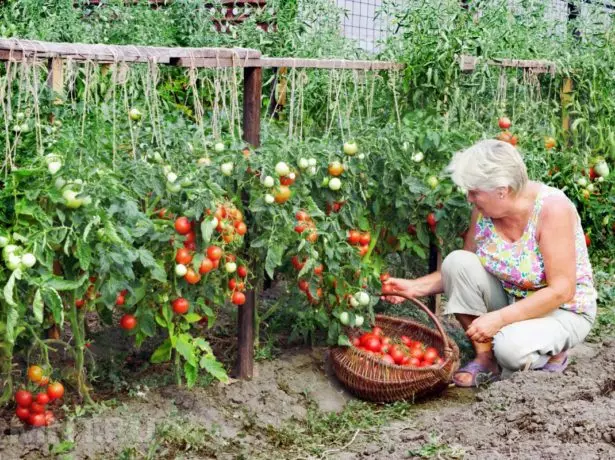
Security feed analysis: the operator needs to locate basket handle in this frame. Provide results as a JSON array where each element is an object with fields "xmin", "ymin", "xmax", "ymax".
[{"xmin": 382, "ymin": 293, "xmax": 455, "ymax": 364}]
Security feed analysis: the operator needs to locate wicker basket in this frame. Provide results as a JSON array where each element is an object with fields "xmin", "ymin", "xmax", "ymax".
[{"xmin": 330, "ymin": 295, "xmax": 460, "ymax": 403}]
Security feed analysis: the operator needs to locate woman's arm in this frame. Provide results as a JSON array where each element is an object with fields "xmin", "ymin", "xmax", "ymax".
[
  {"xmin": 467, "ymin": 195, "xmax": 577, "ymax": 342},
  {"xmin": 382, "ymin": 207, "xmax": 479, "ymax": 300}
]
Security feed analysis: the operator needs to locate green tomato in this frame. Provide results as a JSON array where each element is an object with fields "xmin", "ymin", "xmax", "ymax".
[
  {"xmin": 339, "ymin": 311, "xmax": 350, "ymax": 325},
  {"xmin": 343, "ymin": 142, "xmax": 358, "ymax": 156},
  {"xmin": 166, "ymin": 182, "xmax": 182, "ymax": 193},
  {"xmin": 0, "ymin": 236, "xmax": 9, "ymax": 248},
  {"xmin": 3, "ymin": 244, "xmax": 19, "ymax": 260},
  {"xmin": 63, "ymin": 190, "xmax": 83, "ymax": 209},
  {"xmin": 354, "ymin": 315, "xmax": 364, "ymax": 327},
  {"xmin": 6, "ymin": 253, "xmax": 21, "ymax": 271},
  {"xmin": 20, "ymin": 253, "xmax": 36, "ymax": 268}
]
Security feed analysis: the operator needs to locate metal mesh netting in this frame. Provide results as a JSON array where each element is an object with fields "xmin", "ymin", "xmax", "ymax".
[{"xmin": 334, "ymin": 0, "xmax": 614, "ymax": 52}]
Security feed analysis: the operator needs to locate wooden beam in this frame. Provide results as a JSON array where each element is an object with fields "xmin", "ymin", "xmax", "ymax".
[
  {"xmin": 0, "ymin": 38, "xmax": 260, "ymax": 63},
  {"xmin": 257, "ymin": 57, "xmax": 404, "ymax": 70},
  {"xmin": 236, "ymin": 66, "xmax": 262, "ymax": 380}
]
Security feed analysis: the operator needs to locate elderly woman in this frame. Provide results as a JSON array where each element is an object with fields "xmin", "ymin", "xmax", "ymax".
[{"xmin": 382, "ymin": 139, "xmax": 596, "ymax": 387}]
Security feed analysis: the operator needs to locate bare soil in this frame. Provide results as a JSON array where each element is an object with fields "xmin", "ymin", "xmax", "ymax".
[{"xmin": 1, "ymin": 338, "xmax": 614, "ymax": 460}]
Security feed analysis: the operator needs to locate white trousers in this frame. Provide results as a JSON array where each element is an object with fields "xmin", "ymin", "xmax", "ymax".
[{"xmin": 441, "ymin": 250, "xmax": 593, "ymax": 371}]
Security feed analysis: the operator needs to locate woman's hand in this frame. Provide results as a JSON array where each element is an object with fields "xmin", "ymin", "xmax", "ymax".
[
  {"xmin": 466, "ymin": 311, "xmax": 505, "ymax": 343},
  {"xmin": 380, "ymin": 277, "xmax": 419, "ymax": 304}
]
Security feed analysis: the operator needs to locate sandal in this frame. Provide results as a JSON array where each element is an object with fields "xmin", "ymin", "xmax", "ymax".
[
  {"xmin": 540, "ymin": 353, "xmax": 569, "ymax": 373},
  {"xmin": 452, "ymin": 360, "xmax": 501, "ymax": 388}
]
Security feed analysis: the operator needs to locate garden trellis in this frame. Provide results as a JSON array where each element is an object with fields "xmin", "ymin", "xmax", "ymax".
[{"xmin": 0, "ymin": 38, "xmax": 402, "ymax": 381}]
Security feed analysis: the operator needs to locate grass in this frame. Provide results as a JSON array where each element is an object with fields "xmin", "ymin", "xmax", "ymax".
[
  {"xmin": 408, "ymin": 434, "xmax": 466, "ymax": 459},
  {"xmin": 262, "ymin": 399, "xmax": 414, "ymax": 456}
]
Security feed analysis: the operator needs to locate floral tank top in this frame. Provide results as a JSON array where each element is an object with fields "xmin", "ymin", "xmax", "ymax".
[{"xmin": 475, "ymin": 184, "xmax": 597, "ymax": 319}]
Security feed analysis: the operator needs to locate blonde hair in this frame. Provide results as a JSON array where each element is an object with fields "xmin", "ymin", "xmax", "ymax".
[{"xmin": 446, "ymin": 140, "xmax": 528, "ymax": 193}]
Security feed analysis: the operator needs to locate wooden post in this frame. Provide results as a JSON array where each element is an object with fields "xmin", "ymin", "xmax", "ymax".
[
  {"xmin": 236, "ymin": 66, "xmax": 262, "ymax": 380},
  {"xmin": 427, "ymin": 243, "xmax": 442, "ymax": 314},
  {"xmin": 561, "ymin": 78, "xmax": 573, "ymax": 134},
  {"xmin": 47, "ymin": 57, "xmax": 63, "ymax": 123}
]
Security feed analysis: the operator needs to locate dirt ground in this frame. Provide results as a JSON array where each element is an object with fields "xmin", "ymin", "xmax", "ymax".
[{"xmin": 1, "ymin": 337, "xmax": 614, "ymax": 460}]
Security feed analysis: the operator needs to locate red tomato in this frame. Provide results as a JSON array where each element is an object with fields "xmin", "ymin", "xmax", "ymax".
[
  {"xmin": 410, "ymin": 347, "xmax": 424, "ymax": 360},
  {"xmin": 184, "ymin": 268, "xmax": 201, "ymax": 284},
  {"xmin": 371, "ymin": 326, "xmax": 383, "ymax": 336},
  {"xmin": 280, "ymin": 175, "xmax": 295, "ymax": 186},
  {"xmin": 409, "ymin": 357, "xmax": 421, "ymax": 367},
  {"xmin": 381, "ymin": 354, "xmax": 395, "ymax": 365},
  {"xmin": 35, "ymin": 393, "xmax": 50, "ymax": 405},
  {"xmin": 47, "ymin": 382, "xmax": 64, "ymax": 400},
  {"xmin": 30, "ymin": 402, "xmax": 45, "ymax": 415},
  {"xmin": 206, "ymin": 245, "xmax": 223, "ymax": 260},
  {"xmin": 15, "ymin": 390, "xmax": 32, "ymax": 408},
  {"xmin": 314, "ymin": 264, "xmax": 324, "ymax": 276},
  {"xmin": 38, "ymin": 376, "xmax": 49, "ymax": 387},
  {"xmin": 295, "ymin": 210, "xmax": 310, "ymax": 222},
  {"xmin": 359, "ymin": 232, "xmax": 371, "ymax": 246},
  {"xmin": 119, "ymin": 314, "xmax": 137, "ymax": 330},
  {"xmin": 172, "ymin": 298, "xmax": 189, "ymax": 315},
  {"xmin": 234, "ymin": 221, "xmax": 247, "ymax": 236},
  {"xmin": 585, "ymin": 233, "xmax": 591, "ymax": 247},
  {"xmin": 294, "ymin": 224, "xmax": 306, "ymax": 234},
  {"xmin": 400, "ymin": 335, "xmax": 412, "ymax": 347},
  {"xmin": 359, "ymin": 333, "xmax": 377, "ymax": 346},
  {"xmin": 115, "ymin": 294, "xmax": 125, "ymax": 306},
  {"xmin": 237, "ymin": 266, "xmax": 248, "ymax": 278},
  {"xmin": 184, "ymin": 231, "xmax": 196, "ymax": 244},
  {"xmin": 407, "ymin": 224, "xmax": 417, "ymax": 235},
  {"xmin": 199, "ymin": 257, "xmax": 214, "ymax": 274},
  {"xmin": 75, "ymin": 299, "xmax": 85, "ymax": 309},
  {"xmin": 358, "ymin": 245, "xmax": 369, "ymax": 256},
  {"xmin": 29, "ymin": 413, "xmax": 46, "ymax": 427},
  {"xmin": 175, "ymin": 248, "xmax": 193, "ymax": 265},
  {"xmin": 498, "ymin": 116, "xmax": 511, "ymax": 129},
  {"xmin": 426, "ymin": 213, "xmax": 437, "ymax": 231},
  {"xmin": 174, "ymin": 216, "xmax": 192, "ymax": 235},
  {"xmin": 291, "ymin": 256, "xmax": 305, "ymax": 270},
  {"xmin": 298, "ymin": 279, "xmax": 309, "ymax": 292},
  {"xmin": 347, "ymin": 230, "xmax": 361, "ymax": 245},
  {"xmin": 389, "ymin": 347, "xmax": 406, "ymax": 365},
  {"xmin": 351, "ymin": 337, "xmax": 360, "ymax": 347},
  {"xmin": 423, "ymin": 347, "xmax": 439, "ymax": 364},
  {"xmin": 15, "ymin": 406, "xmax": 30, "ymax": 421},
  {"xmin": 381, "ymin": 337, "xmax": 391, "ymax": 346},
  {"xmin": 231, "ymin": 291, "xmax": 246, "ymax": 305},
  {"xmin": 364, "ymin": 337, "xmax": 382, "ymax": 353},
  {"xmin": 44, "ymin": 410, "xmax": 56, "ymax": 426},
  {"xmin": 401, "ymin": 356, "xmax": 410, "ymax": 365}
]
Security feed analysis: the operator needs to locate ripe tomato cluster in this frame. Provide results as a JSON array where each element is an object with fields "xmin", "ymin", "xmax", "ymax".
[
  {"xmin": 293, "ymin": 210, "xmax": 318, "ymax": 243},
  {"xmin": 496, "ymin": 116, "xmax": 519, "ymax": 146},
  {"xmin": 347, "ymin": 230, "xmax": 371, "ymax": 257},
  {"xmin": 294, "ymin": 258, "xmax": 325, "ymax": 304},
  {"xmin": 14, "ymin": 365, "xmax": 64, "ymax": 428},
  {"xmin": 171, "ymin": 203, "xmax": 249, "ymax": 307},
  {"xmin": 352, "ymin": 327, "xmax": 443, "ymax": 368}
]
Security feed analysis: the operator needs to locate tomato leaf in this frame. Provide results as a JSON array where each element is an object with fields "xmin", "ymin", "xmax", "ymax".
[
  {"xmin": 337, "ymin": 334, "xmax": 351, "ymax": 347},
  {"xmin": 150, "ymin": 339, "xmax": 172, "ymax": 363},
  {"xmin": 5, "ymin": 304, "xmax": 19, "ymax": 344},
  {"xmin": 137, "ymin": 309, "xmax": 156, "ymax": 337},
  {"xmin": 199, "ymin": 353, "xmax": 228, "ymax": 383},
  {"xmin": 194, "ymin": 337, "xmax": 212, "ymax": 353},
  {"xmin": 176, "ymin": 334, "xmax": 196, "ymax": 366},
  {"xmin": 265, "ymin": 244, "xmax": 284, "ymax": 279},
  {"xmin": 33, "ymin": 288, "xmax": 44, "ymax": 324},
  {"xmin": 138, "ymin": 249, "xmax": 167, "ymax": 282},
  {"xmin": 76, "ymin": 240, "xmax": 92, "ymax": 271},
  {"xmin": 3, "ymin": 269, "xmax": 20, "ymax": 307},
  {"xmin": 184, "ymin": 362, "xmax": 198, "ymax": 387},
  {"xmin": 41, "ymin": 287, "xmax": 64, "ymax": 326},
  {"xmin": 46, "ymin": 274, "xmax": 88, "ymax": 291},
  {"xmin": 183, "ymin": 313, "xmax": 202, "ymax": 324},
  {"xmin": 416, "ymin": 224, "xmax": 430, "ymax": 247}
]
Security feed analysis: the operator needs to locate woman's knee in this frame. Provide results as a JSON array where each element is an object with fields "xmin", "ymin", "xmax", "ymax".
[{"xmin": 442, "ymin": 250, "xmax": 481, "ymax": 281}]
